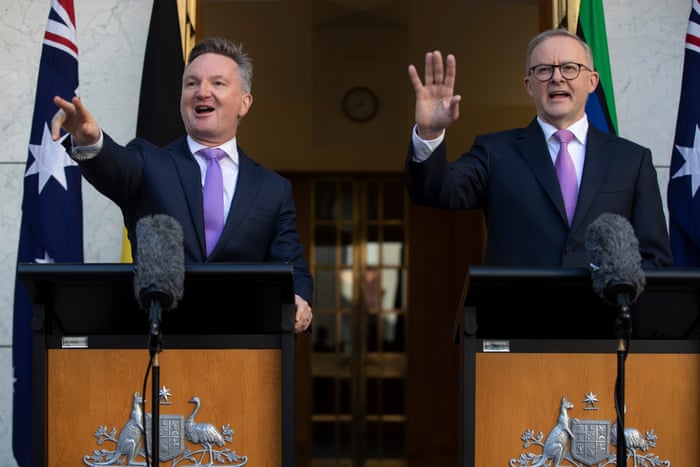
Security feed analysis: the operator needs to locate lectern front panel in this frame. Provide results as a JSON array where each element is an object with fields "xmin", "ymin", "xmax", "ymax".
[
  {"xmin": 473, "ymin": 352, "xmax": 699, "ymax": 466},
  {"xmin": 47, "ymin": 349, "xmax": 281, "ymax": 466}
]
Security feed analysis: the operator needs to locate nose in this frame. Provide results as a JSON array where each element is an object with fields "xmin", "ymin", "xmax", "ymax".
[
  {"xmin": 195, "ymin": 82, "xmax": 211, "ymax": 98},
  {"xmin": 551, "ymin": 65, "xmax": 565, "ymax": 81}
]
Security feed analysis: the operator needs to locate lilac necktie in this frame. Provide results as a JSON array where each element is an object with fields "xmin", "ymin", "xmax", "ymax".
[
  {"xmin": 554, "ymin": 129, "xmax": 578, "ymax": 226},
  {"xmin": 199, "ymin": 147, "xmax": 226, "ymax": 255}
]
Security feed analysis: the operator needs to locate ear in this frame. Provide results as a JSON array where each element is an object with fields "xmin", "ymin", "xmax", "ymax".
[
  {"xmin": 523, "ymin": 76, "xmax": 534, "ymax": 97},
  {"xmin": 588, "ymin": 70, "xmax": 600, "ymax": 93},
  {"xmin": 238, "ymin": 93, "xmax": 253, "ymax": 118}
]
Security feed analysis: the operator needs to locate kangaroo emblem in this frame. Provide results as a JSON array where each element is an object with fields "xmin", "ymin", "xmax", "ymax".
[
  {"xmin": 83, "ymin": 392, "xmax": 145, "ymax": 466},
  {"xmin": 531, "ymin": 396, "xmax": 575, "ymax": 467}
]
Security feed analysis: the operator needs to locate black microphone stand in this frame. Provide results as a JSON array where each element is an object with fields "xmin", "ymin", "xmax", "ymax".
[
  {"xmin": 148, "ymin": 298, "xmax": 164, "ymax": 466},
  {"xmin": 609, "ymin": 283, "xmax": 634, "ymax": 467}
]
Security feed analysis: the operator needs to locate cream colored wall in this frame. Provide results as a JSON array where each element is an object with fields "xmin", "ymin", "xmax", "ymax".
[{"xmin": 0, "ymin": 1, "xmax": 691, "ymax": 465}]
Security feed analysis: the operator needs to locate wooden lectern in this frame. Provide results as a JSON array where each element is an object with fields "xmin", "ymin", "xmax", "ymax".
[
  {"xmin": 18, "ymin": 262, "xmax": 296, "ymax": 467},
  {"xmin": 454, "ymin": 266, "xmax": 700, "ymax": 467}
]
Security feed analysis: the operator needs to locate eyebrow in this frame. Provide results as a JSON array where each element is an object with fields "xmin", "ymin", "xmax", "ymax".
[{"xmin": 183, "ymin": 73, "xmax": 229, "ymax": 82}]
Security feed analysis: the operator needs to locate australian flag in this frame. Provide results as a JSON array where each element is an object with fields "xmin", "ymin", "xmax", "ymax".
[
  {"xmin": 668, "ymin": 0, "xmax": 700, "ymax": 267},
  {"xmin": 12, "ymin": 0, "xmax": 83, "ymax": 465}
]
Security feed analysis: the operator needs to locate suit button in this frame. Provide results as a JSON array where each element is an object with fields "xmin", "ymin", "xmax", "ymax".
[{"xmin": 564, "ymin": 246, "xmax": 573, "ymax": 255}]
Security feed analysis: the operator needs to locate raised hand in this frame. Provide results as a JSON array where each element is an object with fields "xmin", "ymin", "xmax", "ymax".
[
  {"xmin": 51, "ymin": 95, "xmax": 101, "ymax": 146},
  {"xmin": 407, "ymin": 50, "xmax": 461, "ymax": 140}
]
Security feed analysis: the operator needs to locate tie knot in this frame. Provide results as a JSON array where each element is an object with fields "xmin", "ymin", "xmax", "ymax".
[
  {"xmin": 199, "ymin": 147, "xmax": 226, "ymax": 162},
  {"xmin": 554, "ymin": 129, "xmax": 574, "ymax": 145}
]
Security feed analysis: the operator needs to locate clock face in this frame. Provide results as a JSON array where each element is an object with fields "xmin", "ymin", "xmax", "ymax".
[{"xmin": 342, "ymin": 86, "xmax": 378, "ymax": 122}]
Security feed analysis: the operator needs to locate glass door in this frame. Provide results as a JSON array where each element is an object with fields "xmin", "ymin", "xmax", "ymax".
[{"xmin": 310, "ymin": 176, "xmax": 408, "ymax": 467}]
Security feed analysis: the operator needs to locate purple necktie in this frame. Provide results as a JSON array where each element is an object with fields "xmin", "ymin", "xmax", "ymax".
[
  {"xmin": 199, "ymin": 147, "xmax": 226, "ymax": 255},
  {"xmin": 554, "ymin": 129, "xmax": 578, "ymax": 226}
]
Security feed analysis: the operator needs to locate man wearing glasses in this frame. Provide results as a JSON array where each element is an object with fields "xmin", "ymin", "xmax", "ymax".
[{"xmin": 404, "ymin": 28, "xmax": 672, "ymax": 268}]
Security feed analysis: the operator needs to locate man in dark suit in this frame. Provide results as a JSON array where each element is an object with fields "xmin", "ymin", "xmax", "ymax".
[
  {"xmin": 405, "ymin": 28, "xmax": 672, "ymax": 268},
  {"xmin": 51, "ymin": 37, "xmax": 313, "ymax": 333}
]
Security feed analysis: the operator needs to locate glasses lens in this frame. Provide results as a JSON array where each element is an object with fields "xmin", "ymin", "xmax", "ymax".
[
  {"xmin": 560, "ymin": 63, "xmax": 581, "ymax": 79},
  {"xmin": 531, "ymin": 63, "xmax": 583, "ymax": 81},
  {"xmin": 534, "ymin": 65, "xmax": 553, "ymax": 81}
]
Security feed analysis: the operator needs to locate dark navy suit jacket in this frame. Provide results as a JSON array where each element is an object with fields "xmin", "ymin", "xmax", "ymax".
[
  {"xmin": 406, "ymin": 119, "xmax": 672, "ymax": 268},
  {"xmin": 78, "ymin": 133, "xmax": 313, "ymax": 303}
]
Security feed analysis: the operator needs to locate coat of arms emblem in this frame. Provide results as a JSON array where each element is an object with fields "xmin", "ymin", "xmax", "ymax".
[
  {"xmin": 82, "ymin": 389, "xmax": 248, "ymax": 466},
  {"xmin": 509, "ymin": 393, "xmax": 670, "ymax": 466}
]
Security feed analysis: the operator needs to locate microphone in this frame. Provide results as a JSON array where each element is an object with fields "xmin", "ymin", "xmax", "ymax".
[
  {"xmin": 133, "ymin": 215, "xmax": 185, "ymax": 331},
  {"xmin": 584, "ymin": 213, "xmax": 646, "ymax": 314}
]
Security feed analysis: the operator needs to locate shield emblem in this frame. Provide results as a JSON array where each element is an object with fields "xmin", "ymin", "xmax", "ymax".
[
  {"xmin": 570, "ymin": 419, "xmax": 610, "ymax": 465},
  {"xmin": 145, "ymin": 413, "xmax": 185, "ymax": 461}
]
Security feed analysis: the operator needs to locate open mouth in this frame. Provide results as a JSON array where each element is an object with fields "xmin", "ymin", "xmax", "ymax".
[
  {"xmin": 195, "ymin": 105, "xmax": 215, "ymax": 115},
  {"xmin": 549, "ymin": 90, "xmax": 571, "ymax": 99}
]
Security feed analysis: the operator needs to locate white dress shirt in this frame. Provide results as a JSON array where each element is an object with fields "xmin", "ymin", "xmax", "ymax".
[{"xmin": 188, "ymin": 136, "xmax": 240, "ymax": 222}]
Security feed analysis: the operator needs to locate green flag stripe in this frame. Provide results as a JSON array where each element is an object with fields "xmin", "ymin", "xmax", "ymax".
[{"xmin": 578, "ymin": 0, "xmax": 619, "ymax": 134}]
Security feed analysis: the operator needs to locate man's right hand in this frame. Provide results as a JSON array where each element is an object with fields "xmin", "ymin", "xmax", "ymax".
[
  {"xmin": 51, "ymin": 95, "xmax": 101, "ymax": 146},
  {"xmin": 407, "ymin": 50, "xmax": 461, "ymax": 140}
]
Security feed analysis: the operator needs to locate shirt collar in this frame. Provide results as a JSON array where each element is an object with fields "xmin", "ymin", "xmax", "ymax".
[
  {"xmin": 187, "ymin": 136, "xmax": 239, "ymax": 164},
  {"xmin": 538, "ymin": 115, "xmax": 589, "ymax": 145}
]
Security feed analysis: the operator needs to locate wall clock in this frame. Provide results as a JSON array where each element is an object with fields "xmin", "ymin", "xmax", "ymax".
[{"xmin": 341, "ymin": 86, "xmax": 379, "ymax": 123}]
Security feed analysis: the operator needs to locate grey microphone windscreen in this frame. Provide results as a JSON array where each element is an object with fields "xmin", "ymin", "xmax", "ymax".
[
  {"xmin": 133, "ymin": 214, "xmax": 185, "ymax": 311},
  {"xmin": 584, "ymin": 212, "xmax": 645, "ymax": 305}
]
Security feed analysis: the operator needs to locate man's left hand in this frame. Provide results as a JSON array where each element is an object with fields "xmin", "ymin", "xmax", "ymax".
[{"xmin": 294, "ymin": 294, "xmax": 312, "ymax": 333}]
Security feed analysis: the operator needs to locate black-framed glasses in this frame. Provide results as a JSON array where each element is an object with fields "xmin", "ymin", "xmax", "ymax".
[{"xmin": 528, "ymin": 62, "xmax": 592, "ymax": 82}]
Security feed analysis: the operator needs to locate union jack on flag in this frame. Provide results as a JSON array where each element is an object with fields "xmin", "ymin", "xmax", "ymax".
[
  {"xmin": 12, "ymin": 0, "xmax": 83, "ymax": 465},
  {"xmin": 668, "ymin": 0, "xmax": 700, "ymax": 266}
]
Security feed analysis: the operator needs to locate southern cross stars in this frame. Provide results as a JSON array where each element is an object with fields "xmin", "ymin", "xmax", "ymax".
[
  {"xmin": 671, "ymin": 124, "xmax": 700, "ymax": 197},
  {"xmin": 26, "ymin": 122, "xmax": 78, "ymax": 193}
]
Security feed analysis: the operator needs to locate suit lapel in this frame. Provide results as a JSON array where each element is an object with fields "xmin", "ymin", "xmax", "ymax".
[
  {"xmin": 170, "ymin": 142, "xmax": 265, "ymax": 257},
  {"xmin": 516, "ymin": 119, "xmax": 569, "ymax": 225},
  {"xmin": 169, "ymin": 137, "xmax": 208, "ymax": 255},
  {"xmin": 221, "ymin": 148, "xmax": 263, "ymax": 239},
  {"xmin": 571, "ymin": 126, "xmax": 613, "ymax": 229}
]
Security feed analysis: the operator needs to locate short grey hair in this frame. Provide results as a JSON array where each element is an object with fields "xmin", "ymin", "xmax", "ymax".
[
  {"xmin": 525, "ymin": 28, "xmax": 594, "ymax": 73},
  {"xmin": 187, "ymin": 37, "xmax": 253, "ymax": 93}
]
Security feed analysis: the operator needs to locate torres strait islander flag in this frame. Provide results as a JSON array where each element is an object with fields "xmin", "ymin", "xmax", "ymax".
[{"xmin": 576, "ymin": 0, "xmax": 619, "ymax": 135}]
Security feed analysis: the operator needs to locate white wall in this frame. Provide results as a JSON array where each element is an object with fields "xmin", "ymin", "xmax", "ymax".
[
  {"xmin": 605, "ymin": 0, "xmax": 690, "ymax": 217},
  {"xmin": 0, "ymin": 0, "xmax": 692, "ymax": 465},
  {"xmin": 0, "ymin": 1, "xmax": 149, "ymax": 465}
]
